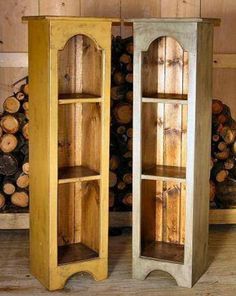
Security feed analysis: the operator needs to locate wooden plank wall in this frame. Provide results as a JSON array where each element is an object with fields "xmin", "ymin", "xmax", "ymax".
[{"xmin": 1, "ymin": 0, "xmax": 236, "ymax": 113}]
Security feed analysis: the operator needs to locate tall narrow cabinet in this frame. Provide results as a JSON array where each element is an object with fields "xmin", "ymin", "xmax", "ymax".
[
  {"xmin": 131, "ymin": 18, "xmax": 217, "ymax": 287},
  {"xmin": 24, "ymin": 17, "xmax": 116, "ymax": 290}
]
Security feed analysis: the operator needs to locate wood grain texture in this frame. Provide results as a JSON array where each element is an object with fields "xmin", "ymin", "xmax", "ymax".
[
  {"xmin": 39, "ymin": 0, "xmax": 80, "ymax": 15},
  {"xmin": 0, "ymin": 67, "xmax": 28, "ymax": 111},
  {"xmin": 201, "ymin": 0, "xmax": 236, "ymax": 53},
  {"xmin": 81, "ymin": 0, "xmax": 120, "ymax": 36},
  {"xmin": 161, "ymin": 0, "xmax": 200, "ymax": 17},
  {"xmin": 27, "ymin": 17, "xmax": 112, "ymax": 290},
  {"xmin": 0, "ymin": 227, "xmax": 236, "ymax": 294},
  {"xmin": 133, "ymin": 19, "xmax": 214, "ymax": 287},
  {"xmin": 121, "ymin": 0, "xmax": 161, "ymax": 36},
  {"xmin": 212, "ymin": 69, "xmax": 236, "ymax": 119},
  {"xmin": 0, "ymin": 0, "xmax": 38, "ymax": 52}
]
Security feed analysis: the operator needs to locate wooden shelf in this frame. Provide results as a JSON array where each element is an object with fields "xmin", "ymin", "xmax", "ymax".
[
  {"xmin": 58, "ymin": 242, "xmax": 98, "ymax": 265},
  {"xmin": 141, "ymin": 241, "xmax": 184, "ymax": 263},
  {"xmin": 142, "ymin": 93, "xmax": 188, "ymax": 104},
  {"xmin": 142, "ymin": 165, "xmax": 186, "ymax": 182},
  {"xmin": 58, "ymin": 93, "xmax": 101, "ymax": 104},
  {"xmin": 58, "ymin": 166, "xmax": 100, "ymax": 184}
]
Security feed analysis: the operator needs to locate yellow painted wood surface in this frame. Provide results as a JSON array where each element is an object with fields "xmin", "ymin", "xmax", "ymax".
[{"xmin": 26, "ymin": 17, "xmax": 112, "ymax": 290}]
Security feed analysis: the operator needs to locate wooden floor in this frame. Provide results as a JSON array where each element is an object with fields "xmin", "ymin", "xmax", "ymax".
[{"xmin": 0, "ymin": 226, "xmax": 236, "ymax": 295}]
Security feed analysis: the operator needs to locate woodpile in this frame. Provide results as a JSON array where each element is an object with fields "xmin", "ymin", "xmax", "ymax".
[
  {"xmin": 109, "ymin": 36, "xmax": 133, "ymax": 210},
  {"xmin": 0, "ymin": 82, "xmax": 29, "ymax": 212},
  {"xmin": 210, "ymin": 99, "xmax": 236, "ymax": 209}
]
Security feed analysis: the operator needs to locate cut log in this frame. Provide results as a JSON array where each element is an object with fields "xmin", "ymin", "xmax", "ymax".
[
  {"xmin": 116, "ymin": 125, "xmax": 126, "ymax": 134},
  {"xmin": 218, "ymin": 141, "xmax": 227, "ymax": 151},
  {"xmin": 126, "ymin": 42, "xmax": 133, "ymax": 55},
  {"xmin": 15, "ymin": 91, "xmax": 25, "ymax": 101},
  {"xmin": 123, "ymin": 173, "xmax": 132, "ymax": 184},
  {"xmin": 3, "ymin": 96, "xmax": 20, "ymax": 114},
  {"xmin": 11, "ymin": 191, "xmax": 29, "ymax": 208},
  {"xmin": 210, "ymin": 180, "xmax": 216, "ymax": 202},
  {"xmin": 113, "ymin": 103, "xmax": 132, "ymax": 124},
  {"xmin": 109, "ymin": 190, "xmax": 115, "ymax": 208},
  {"xmin": 0, "ymin": 154, "xmax": 18, "ymax": 176},
  {"xmin": 111, "ymin": 85, "xmax": 129, "ymax": 100},
  {"xmin": 126, "ymin": 128, "xmax": 133, "ymax": 138},
  {"xmin": 117, "ymin": 181, "xmax": 126, "ymax": 190},
  {"xmin": 220, "ymin": 126, "xmax": 236, "ymax": 144},
  {"xmin": 22, "ymin": 84, "xmax": 29, "ymax": 95},
  {"xmin": 22, "ymin": 156, "xmax": 29, "ymax": 175},
  {"xmin": 0, "ymin": 134, "xmax": 18, "ymax": 153},
  {"xmin": 215, "ymin": 148, "xmax": 230, "ymax": 160},
  {"xmin": 212, "ymin": 134, "xmax": 220, "ymax": 142},
  {"xmin": 15, "ymin": 171, "xmax": 29, "ymax": 189},
  {"xmin": 212, "ymin": 99, "xmax": 224, "ymax": 114},
  {"xmin": 216, "ymin": 180, "xmax": 236, "ymax": 208},
  {"xmin": 113, "ymin": 71, "xmax": 125, "ymax": 85},
  {"xmin": 216, "ymin": 170, "xmax": 229, "ymax": 183},
  {"xmin": 0, "ymin": 193, "xmax": 5, "ymax": 209},
  {"xmin": 0, "ymin": 115, "xmax": 19, "ymax": 134},
  {"xmin": 122, "ymin": 192, "xmax": 132, "ymax": 206},
  {"xmin": 125, "ymin": 73, "xmax": 133, "ymax": 83},
  {"xmin": 126, "ymin": 90, "xmax": 133, "ymax": 103},
  {"xmin": 3, "ymin": 178, "xmax": 16, "ymax": 195},
  {"xmin": 119, "ymin": 53, "xmax": 131, "ymax": 64},
  {"xmin": 232, "ymin": 141, "xmax": 236, "ymax": 155},
  {"xmin": 22, "ymin": 101, "xmax": 29, "ymax": 111},
  {"xmin": 110, "ymin": 155, "xmax": 120, "ymax": 170},
  {"xmin": 126, "ymin": 63, "xmax": 133, "ymax": 72},
  {"xmin": 109, "ymin": 171, "xmax": 117, "ymax": 188},
  {"xmin": 224, "ymin": 158, "xmax": 235, "ymax": 170},
  {"xmin": 22, "ymin": 122, "xmax": 29, "ymax": 140}
]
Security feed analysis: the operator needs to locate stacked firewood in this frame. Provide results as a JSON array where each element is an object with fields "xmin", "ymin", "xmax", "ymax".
[
  {"xmin": 210, "ymin": 99, "xmax": 236, "ymax": 209},
  {"xmin": 109, "ymin": 36, "xmax": 133, "ymax": 211},
  {"xmin": 0, "ymin": 83, "xmax": 29, "ymax": 211}
]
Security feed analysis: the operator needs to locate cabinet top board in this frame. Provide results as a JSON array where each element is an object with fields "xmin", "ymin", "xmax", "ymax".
[
  {"xmin": 22, "ymin": 16, "xmax": 120, "ymax": 23},
  {"xmin": 125, "ymin": 18, "xmax": 220, "ymax": 26}
]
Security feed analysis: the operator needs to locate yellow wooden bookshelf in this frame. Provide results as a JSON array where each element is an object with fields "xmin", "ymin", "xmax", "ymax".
[{"xmin": 24, "ymin": 16, "xmax": 117, "ymax": 290}]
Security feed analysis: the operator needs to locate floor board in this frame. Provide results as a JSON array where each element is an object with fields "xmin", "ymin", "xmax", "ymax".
[{"xmin": 0, "ymin": 226, "xmax": 236, "ymax": 295}]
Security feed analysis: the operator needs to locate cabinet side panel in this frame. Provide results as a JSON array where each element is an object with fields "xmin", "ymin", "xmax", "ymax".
[
  {"xmin": 29, "ymin": 20, "xmax": 51, "ymax": 286},
  {"xmin": 192, "ymin": 23, "xmax": 213, "ymax": 284}
]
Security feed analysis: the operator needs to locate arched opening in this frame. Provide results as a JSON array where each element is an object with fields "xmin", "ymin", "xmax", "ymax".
[
  {"xmin": 57, "ymin": 34, "xmax": 101, "ymax": 265},
  {"xmin": 141, "ymin": 37, "xmax": 188, "ymax": 263}
]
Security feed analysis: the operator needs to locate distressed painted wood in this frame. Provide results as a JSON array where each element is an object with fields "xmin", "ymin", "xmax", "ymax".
[
  {"xmin": 131, "ymin": 18, "xmax": 215, "ymax": 288},
  {"xmin": 24, "ymin": 16, "xmax": 115, "ymax": 290}
]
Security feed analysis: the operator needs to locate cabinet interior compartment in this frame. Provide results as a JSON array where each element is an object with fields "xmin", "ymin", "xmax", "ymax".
[
  {"xmin": 141, "ymin": 36, "xmax": 188, "ymax": 263},
  {"xmin": 57, "ymin": 33, "xmax": 102, "ymax": 265},
  {"xmin": 58, "ymin": 34, "xmax": 102, "ymax": 103}
]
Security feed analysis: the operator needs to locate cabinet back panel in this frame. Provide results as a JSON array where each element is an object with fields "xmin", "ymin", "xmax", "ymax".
[
  {"xmin": 58, "ymin": 180, "xmax": 100, "ymax": 253},
  {"xmin": 141, "ymin": 37, "xmax": 188, "ymax": 245}
]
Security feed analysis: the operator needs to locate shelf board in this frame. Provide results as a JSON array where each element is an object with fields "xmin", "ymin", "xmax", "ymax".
[
  {"xmin": 58, "ymin": 166, "xmax": 100, "ymax": 184},
  {"xmin": 58, "ymin": 93, "xmax": 102, "ymax": 104},
  {"xmin": 142, "ymin": 93, "xmax": 188, "ymax": 104},
  {"xmin": 142, "ymin": 165, "xmax": 186, "ymax": 182},
  {"xmin": 58, "ymin": 242, "xmax": 98, "ymax": 265},
  {"xmin": 141, "ymin": 241, "xmax": 184, "ymax": 264}
]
